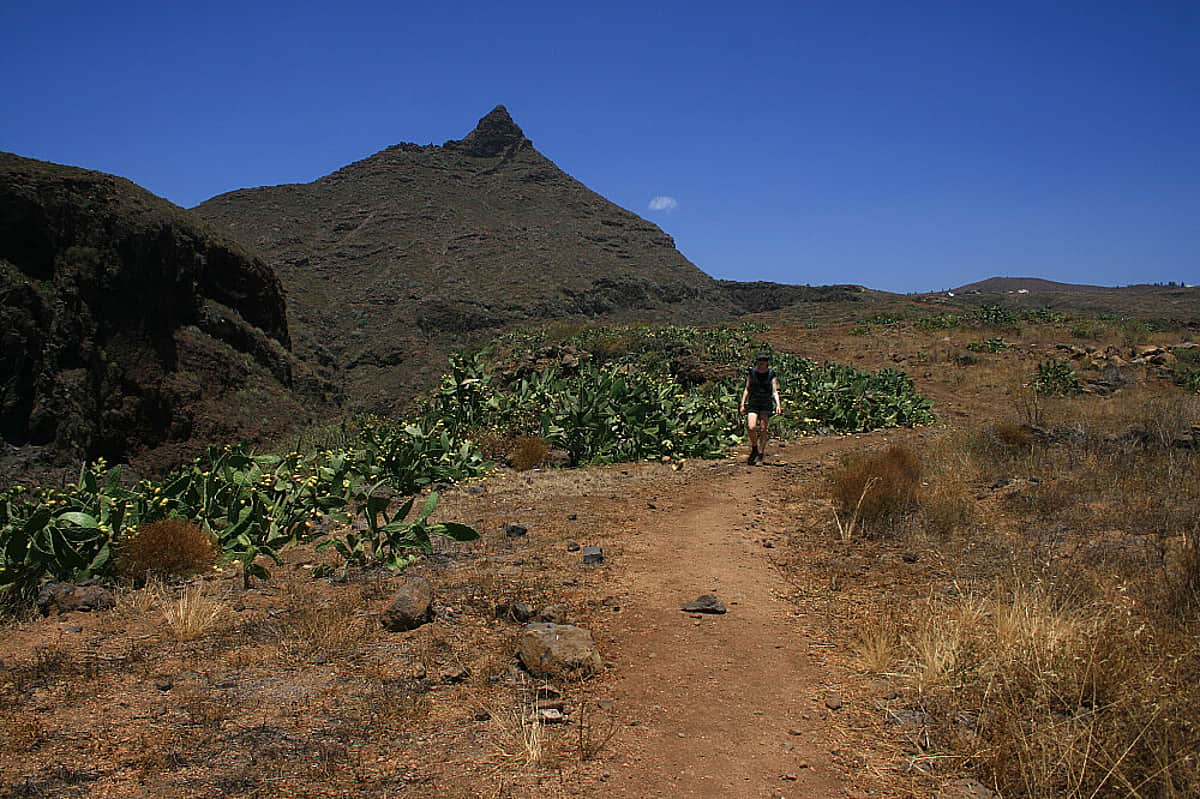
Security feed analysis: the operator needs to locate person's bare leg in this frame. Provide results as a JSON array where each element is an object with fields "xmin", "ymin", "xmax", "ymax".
[
  {"xmin": 746, "ymin": 412, "xmax": 761, "ymax": 461},
  {"xmin": 756, "ymin": 415, "xmax": 769, "ymax": 462}
]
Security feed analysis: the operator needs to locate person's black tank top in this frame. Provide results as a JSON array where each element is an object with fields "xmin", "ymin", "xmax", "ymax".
[{"xmin": 747, "ymin": 367, "xmax": 775, "ymax": 404}]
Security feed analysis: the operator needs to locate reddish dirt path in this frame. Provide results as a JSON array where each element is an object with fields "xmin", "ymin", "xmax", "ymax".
[{"xmin": 576, "ymin": 453, "xmax": 849, "ymax": 798}]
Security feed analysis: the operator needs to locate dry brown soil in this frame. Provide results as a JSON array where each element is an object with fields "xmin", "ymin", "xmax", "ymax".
[
  {"xmin": 4, "ymin": 312, "xmax": 1195, "ymax": 798},
  {"xmin": 1, "ymin": 432, "xmax": 934, "ymax": 799}
]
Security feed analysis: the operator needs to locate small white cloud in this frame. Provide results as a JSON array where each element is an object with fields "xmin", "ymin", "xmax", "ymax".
[{"xmin": 648, "ymin": 195, "xmax": 679, "ymax": 212}]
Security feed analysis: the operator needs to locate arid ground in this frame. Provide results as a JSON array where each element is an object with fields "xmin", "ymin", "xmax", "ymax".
[{"xmin": 3, "ymin": 305, "xmax": 1197, "ymax": 798}]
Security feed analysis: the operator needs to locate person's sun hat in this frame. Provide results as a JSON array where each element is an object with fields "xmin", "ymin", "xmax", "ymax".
[{"xmin": 755, "ymin": 353, "xmax": 770, "ymax": 362}]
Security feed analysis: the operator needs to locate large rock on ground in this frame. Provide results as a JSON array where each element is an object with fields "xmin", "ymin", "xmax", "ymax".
[
  {"xmin": 380, "ymin": 575, "xmax": 434, "ymax": 632},
  {"xmin": 36, "ymin": 581, "xmax": 116, "ymax": 615},
  {"xmin": 517, "ymin": 622, "xmax": 603, "ymax": 677}
]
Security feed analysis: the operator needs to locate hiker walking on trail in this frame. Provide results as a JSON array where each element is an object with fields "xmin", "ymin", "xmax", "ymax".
[{"xmin": 740, "ymin": 353, "xmax": 781, "ymax": 465}]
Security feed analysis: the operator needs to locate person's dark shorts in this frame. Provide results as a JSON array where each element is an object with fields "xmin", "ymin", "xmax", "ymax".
[{"xmin": 746, "ymin": 403, "xmax": 773, "ymax": 418}]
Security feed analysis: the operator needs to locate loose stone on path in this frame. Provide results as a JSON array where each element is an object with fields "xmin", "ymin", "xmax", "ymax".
[{"xmin": 681, "ymin": 593, "xmax": 727, "ymax": 614}]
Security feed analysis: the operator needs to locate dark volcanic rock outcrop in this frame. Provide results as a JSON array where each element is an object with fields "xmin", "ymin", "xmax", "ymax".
[
  {"xmin": 195, "ymin": 105, "xmax": 738, "ymax": 411},
  {"xmin": 0, "ymin": 153, "xmax": 319, "ymax": 475},
  {"xmin": 718, "ymin": 281, "xmax": 866, "ymax": 313}
]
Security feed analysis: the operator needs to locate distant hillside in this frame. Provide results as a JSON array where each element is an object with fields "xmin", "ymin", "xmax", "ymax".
[
  {"xmin": 949, "ymin": 276, "xmax": 1200, "ymax": 323},
  {"xmin": 0, "ymin": 152, "xmax": 324, "ymax": 478},
  {"xmin": 953, "ymin": 276, "xmax": 1111, "ymax": 293},
  {"xmin": 195, "ymin": 106, "xmax": 739, "ymax": 410}
]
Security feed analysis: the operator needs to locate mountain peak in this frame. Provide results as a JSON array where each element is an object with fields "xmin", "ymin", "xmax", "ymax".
[{"xmin": 449, "ymin": 105, "xmax": 528, "ymax": 157}]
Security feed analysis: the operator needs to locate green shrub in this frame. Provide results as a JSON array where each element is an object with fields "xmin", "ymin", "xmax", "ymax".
[
  {"xmin": 972, "ymin": 304, "xmax": 1018, "ymax": 327},
  {"xmin": 915, "ymin": 314, "xmax": 961, "ymax": 331},
  {"xmin": 1032, "ymin": 359, "xmax": 1084, "ymax": 396},
  {"xmin": 1173, "ymin": 365, "xmax": 1200, "ymax": 394},
  {"xmin": 967, "ymin": 337, "xmax": 1010, "ymax": 353}
]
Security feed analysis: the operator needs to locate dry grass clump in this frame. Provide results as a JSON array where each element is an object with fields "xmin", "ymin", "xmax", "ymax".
[
  {"xmin": 854, "ymin": 607, "xmax": 901, "ymax": 674},
  {"xmin": 510, "ymin": 435, "xmax": 552, "ymax": 471},
  {"xmin": 161, "ymin": 584, "xmax": 226, "ymax": 641},
  {"xmin": 117, "ymin": 519, "xmax": 217, "ymax": 583},
  {"xmin": 270, "ymin": 587, "xmax": 371, "ymax": 663},
  {"xmin": 473, "ymin": 430, "xmax": 516, "ymax": 463},
  {"xmin": 877, "ymin": 583, "xmax": 1200, "ymax": 796},
  {"xmin": 491, "ymin": 694, "xmax": 551, "ymax": 768},
  {"xmin": 964, "ymin": 421, "xmax": 1037, "ymax": 474},
  {"xmin": 918, "ymin": 480, "xmax": 976, "ymax": 537},
  {"xmin": 830, "ymin": 444, "xmax": 920, "ymax": 536}
]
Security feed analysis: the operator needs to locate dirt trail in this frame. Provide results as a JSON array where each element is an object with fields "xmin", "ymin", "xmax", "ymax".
[{"xmin": 578, "ymin": 451, "xmax": 849, "ymax": 799}]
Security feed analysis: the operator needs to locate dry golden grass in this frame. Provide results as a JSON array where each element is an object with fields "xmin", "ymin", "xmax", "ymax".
[
  {"xmin": 161, "ymin": 584, "xmax": 226, "ymax": 641},
  {"xmin": 830, "ymin": 444, "xmax": 921, "ymax": 536},
  {"xmin": 270, "ymin": 586, "xmax": 371, "ymax": 663},
  {"xmin": 854, "ymin": 612, "xmax": 900, "ymax": 674},
  {"xmin": 491, "ymin": 695, "xmax": 550, "ymax": 768},
  {"xmin": 889, "ymin": 581, "xmax": 1200, "ymax": 796}
]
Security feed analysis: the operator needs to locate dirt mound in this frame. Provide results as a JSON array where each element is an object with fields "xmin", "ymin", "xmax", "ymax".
[{"xmin": 0, "ymin": 153, "xmax": 327, "ymax": 478}]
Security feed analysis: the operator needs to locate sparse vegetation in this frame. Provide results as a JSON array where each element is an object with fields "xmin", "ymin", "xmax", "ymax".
[
  {"xmin": 843, "ymin": 387, "xmax": 1200, "ymax": 796},
  {"xmin": 161, "ymin": 584, "xmax": 226, "ymax": 641},
  {"xmin": 966, "ymin": 336, "xmax": 1010, "ymax": 353},
  {"xmin": 830, "ymin": 444, "xmax": 921, "ymax": 536},
  {"xmin": 3, "ymin": 293, "xmax": 1197, "ymax": 797},
  {"xmin": 1031, "ymin": 358, "xmax": 1084, "ymax": 396}
]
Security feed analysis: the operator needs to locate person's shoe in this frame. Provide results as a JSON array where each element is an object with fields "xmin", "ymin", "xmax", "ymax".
[{"xmin": 746, "ymin": 449, "xmax": 758, "ymax": 464}]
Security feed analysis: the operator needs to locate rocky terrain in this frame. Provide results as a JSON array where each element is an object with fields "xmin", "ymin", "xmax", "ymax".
[
  {"xmin": 3, "ymin": 297, "xmax": 1197, "ymax": 798},
  {"xmin": 193, "ymin": 106, "xmax": 742, "ymax": 410},
  {"xmin": 0, "ymin": 153, "xmax": 325, "ymax": 477}
]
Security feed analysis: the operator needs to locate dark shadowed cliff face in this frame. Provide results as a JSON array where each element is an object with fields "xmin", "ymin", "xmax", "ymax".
[
  {"xmin": 194, "ymin": 105, "xmax": 738, "ymax": 411},
  {"xmin": 0, "ymin": 153, "xmax": 321, "ymax": 475}
]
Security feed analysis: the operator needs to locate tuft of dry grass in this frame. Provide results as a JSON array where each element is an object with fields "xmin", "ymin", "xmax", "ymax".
[
  {"xmin": 161, "ymin": 584, "xmax": 226, "ymax": 641},
  {"xmin": 892, "ymin": 580, "xmax": 1200, "ymax": 797},
  {"xmin": 491, "ymin": 695, "xmax": 550, "ymax": 768},
  {"xmin": 117, "ymin": 518, "xmax": 217, "ymax": 583},
  {"xmin": 918, "ymin": 480, "xmax": 976, "ymax": 538},
  {"xmin": 510, "ymin": 435, "xmax": 552, "ymax": 471},
  {"xmin": 855, "ymin": 612, "xmax": 901, "ymax": 674},
  {"xmin": 270, "ymin": 587, "xmax": 371, "ymax": 663},
  {"xmin": 830, "ymin": 444, "xmax": 921, "ymax": 536}
]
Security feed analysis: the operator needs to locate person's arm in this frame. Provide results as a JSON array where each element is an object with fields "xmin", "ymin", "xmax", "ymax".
[
  {"xmin": 771, "ymin": 377, "xmax": 781, "ymax": 414},
  {"xmin": 739, "ymin": 377, "xmax": 750, "ymax": 414}
]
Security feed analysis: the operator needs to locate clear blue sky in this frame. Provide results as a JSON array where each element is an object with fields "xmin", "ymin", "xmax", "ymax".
[{"xmin": 3, "ymin": 1, "xmax": 1196, "ymax": 292}]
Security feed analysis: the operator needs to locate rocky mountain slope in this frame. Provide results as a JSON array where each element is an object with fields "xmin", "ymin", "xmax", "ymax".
[
  {"xmin": 194, "ymin": 106, "xmax": 740, "ymax": 410},
  {"xmin": 0, "ymin": 153, "xmax": 323, "ymax": 477}
]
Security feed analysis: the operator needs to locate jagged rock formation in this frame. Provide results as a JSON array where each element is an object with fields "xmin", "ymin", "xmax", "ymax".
[
  {"xmin": 195, "ymin": 106, "xmax": 738, "ymax": 410},
  {"xmin": 0, "ymin": 153, "xmax": 322, "ymax": 476},
  {"xmin": 717, "ymin": 281, "xmax": 866, "ymax": 313}
]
